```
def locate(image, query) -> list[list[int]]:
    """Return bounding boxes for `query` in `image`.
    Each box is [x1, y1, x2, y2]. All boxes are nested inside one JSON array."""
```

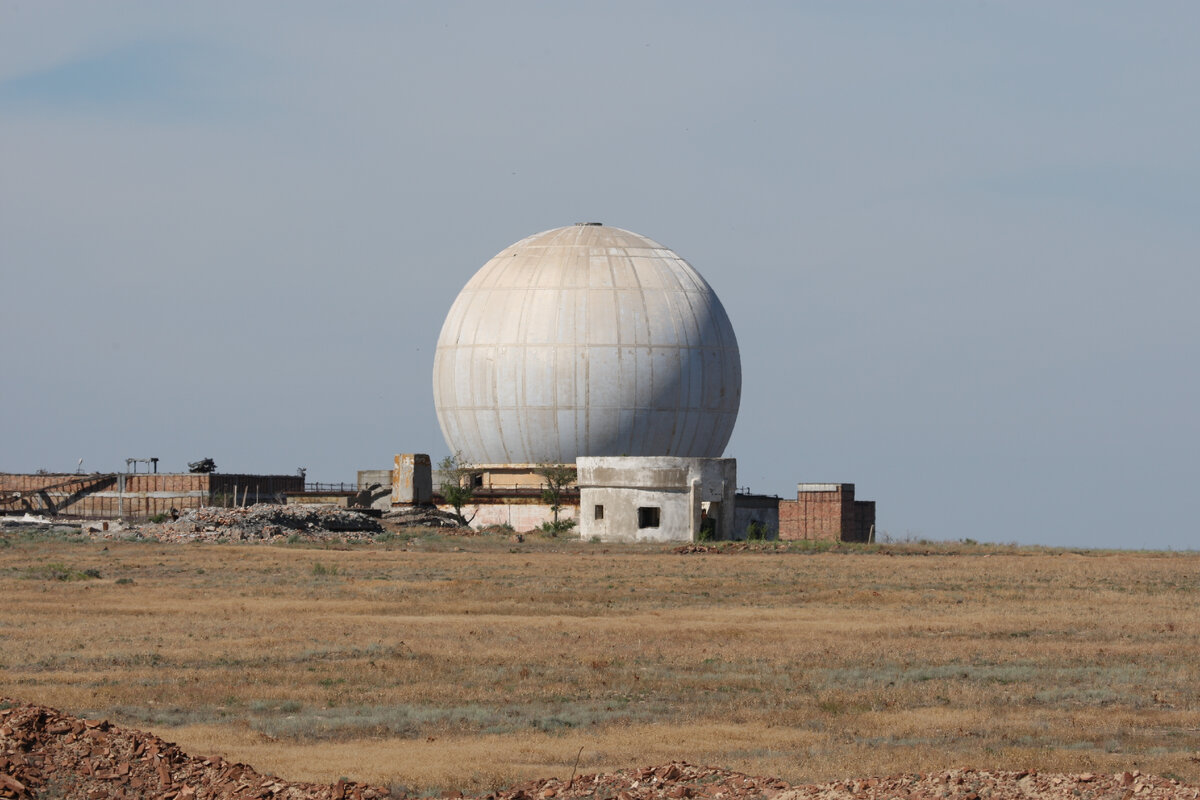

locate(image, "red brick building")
[[778, 483, 875, 542]]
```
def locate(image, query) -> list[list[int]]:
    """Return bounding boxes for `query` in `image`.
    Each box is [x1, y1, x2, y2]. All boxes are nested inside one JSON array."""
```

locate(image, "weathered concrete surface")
[[733, 493, 781, 540], [391, 454, 432, 505], [577, 456, 735, 543], [433, 224, 741, 465], [440, 501, 573, 532]]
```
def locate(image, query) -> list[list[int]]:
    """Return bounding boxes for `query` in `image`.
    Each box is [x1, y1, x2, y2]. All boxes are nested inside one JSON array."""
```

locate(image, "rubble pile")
[[498, 762, 789, 800], [382, 506, 471, 530], [770, 768, 1200, 800], [0, 699, 386, 800], [498, 762, 1200, 800], [106, 505, 385, 544], [673, 543, 784, 555], [0, 515, 74, 534], [4, 700, 1198, 800]]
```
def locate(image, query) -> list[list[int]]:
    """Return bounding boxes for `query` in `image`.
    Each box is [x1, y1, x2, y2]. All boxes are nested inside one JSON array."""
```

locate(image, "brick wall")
[[778, 484, 875, 542]]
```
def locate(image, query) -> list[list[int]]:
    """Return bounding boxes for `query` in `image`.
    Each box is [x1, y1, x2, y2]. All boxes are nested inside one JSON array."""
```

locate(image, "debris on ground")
[[673, 542, 785, 555], [382, 505, 472, 531], [84, 504, 385, 544], [0, 699, 385, 800], [0, 515, 77, 535], [3, 699, 1197, 800], [769, 768, 1200, 800], [0, 515, 56, 529], [80, 519, 127, 535], [497, 762, 789, 800]]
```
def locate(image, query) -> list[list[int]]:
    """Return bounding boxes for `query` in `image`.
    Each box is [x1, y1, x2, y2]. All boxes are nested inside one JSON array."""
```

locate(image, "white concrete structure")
[[433, 224, 741, 465], [391, 454, 432, 505], [440, 501, 574, 532], [577, 456, 736, 543]]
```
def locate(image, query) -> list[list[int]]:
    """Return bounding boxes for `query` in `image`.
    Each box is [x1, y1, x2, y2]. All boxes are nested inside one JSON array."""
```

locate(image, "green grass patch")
[[23, 562, 101, 581]]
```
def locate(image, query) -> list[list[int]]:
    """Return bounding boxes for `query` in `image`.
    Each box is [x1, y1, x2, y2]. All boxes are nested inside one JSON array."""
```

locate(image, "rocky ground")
[[380, 506, 472, 531], [672, 543, 785, 554], [2, 700, 1196, 800], [61, 505, 469, 544], [5, 504, 475, 545], [100, 505, 386, 544]]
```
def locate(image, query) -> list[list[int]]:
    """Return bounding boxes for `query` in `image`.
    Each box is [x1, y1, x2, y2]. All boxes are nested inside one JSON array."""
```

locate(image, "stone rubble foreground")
[[85, 504, 386, 544], [3, 700, 1197, 800], [70, 504, 473, 544]]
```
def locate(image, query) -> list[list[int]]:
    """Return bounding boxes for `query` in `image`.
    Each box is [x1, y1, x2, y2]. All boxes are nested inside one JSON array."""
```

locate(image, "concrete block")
[[392, 454, 432, 505]]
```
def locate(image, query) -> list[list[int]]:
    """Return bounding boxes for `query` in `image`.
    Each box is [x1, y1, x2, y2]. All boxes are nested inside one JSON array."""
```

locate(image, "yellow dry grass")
[[1, 531, 1197, 792]]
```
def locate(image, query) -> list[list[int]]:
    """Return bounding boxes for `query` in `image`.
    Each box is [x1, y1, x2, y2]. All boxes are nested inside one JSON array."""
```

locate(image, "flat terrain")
[[1, 529, 1197, 793]]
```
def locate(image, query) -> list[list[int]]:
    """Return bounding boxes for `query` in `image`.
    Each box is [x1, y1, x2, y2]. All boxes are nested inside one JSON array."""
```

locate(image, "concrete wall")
[[474, 465, 551, 491], [732, 494, 780, 540], [580, 485, 693, 543], [0, 472, 302, 519], [576, 456, 736, 543], [440, 501, 576, 531], [286, 492, 353, 507], [358, 469, 393, 489], [391, 454, 432, 505], [353, 469, 393, 510]]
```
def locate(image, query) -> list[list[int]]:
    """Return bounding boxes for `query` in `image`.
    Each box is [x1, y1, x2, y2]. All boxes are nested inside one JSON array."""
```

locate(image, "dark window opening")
[[637, 506, 660, 528], [594, 504, 604, 520]]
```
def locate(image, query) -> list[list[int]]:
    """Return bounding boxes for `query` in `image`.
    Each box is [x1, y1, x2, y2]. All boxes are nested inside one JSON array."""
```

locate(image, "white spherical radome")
[[432, 224, 741, 465]]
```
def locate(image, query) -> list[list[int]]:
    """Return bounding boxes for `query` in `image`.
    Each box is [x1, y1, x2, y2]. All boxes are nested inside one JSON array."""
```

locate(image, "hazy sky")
[[3, 2, 1197, 549]]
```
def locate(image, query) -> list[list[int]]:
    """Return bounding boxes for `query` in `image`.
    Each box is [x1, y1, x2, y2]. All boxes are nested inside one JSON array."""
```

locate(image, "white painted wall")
[[437, 502, 577, 532], [577, 456, 736, 543], [580, 485, 695, 542]]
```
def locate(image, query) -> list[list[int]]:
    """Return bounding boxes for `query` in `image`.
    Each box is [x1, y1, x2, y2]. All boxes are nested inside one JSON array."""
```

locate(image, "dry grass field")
[[1, 528, 1197, 793]]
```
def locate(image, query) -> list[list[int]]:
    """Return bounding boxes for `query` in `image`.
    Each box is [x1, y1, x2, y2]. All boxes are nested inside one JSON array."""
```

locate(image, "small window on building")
[[472, 474, 484, 488], [594, 504, 604, 520], [637, 506, 660, 528]]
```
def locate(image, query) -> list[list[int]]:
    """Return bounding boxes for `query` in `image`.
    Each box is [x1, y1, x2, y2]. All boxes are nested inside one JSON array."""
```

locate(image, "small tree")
[[437, 452, 477, 524], [535, 463, 577, 535]]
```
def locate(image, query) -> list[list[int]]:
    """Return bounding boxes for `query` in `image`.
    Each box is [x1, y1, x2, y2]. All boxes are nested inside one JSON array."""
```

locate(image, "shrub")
[[438, 452, 478, 523], [535, 463, 577, 531], [25, 563, 100, 581], [539, 518, 576, 536]]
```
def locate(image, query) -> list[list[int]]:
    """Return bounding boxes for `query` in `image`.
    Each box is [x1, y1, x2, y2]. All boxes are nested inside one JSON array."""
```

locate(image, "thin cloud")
[[0, 37, 256, 122]]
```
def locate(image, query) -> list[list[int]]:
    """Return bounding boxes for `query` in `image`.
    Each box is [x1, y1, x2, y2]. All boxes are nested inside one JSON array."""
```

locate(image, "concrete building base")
[[576, 456, 736, 543]]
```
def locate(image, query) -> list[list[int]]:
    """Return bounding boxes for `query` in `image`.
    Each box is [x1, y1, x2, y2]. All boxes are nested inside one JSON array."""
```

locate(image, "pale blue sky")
[[2, 2, 1197, 548]]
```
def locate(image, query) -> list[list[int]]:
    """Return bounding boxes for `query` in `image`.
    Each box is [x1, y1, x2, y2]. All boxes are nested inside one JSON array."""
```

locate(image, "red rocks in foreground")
[[3, 699, 1197, 800], [0, 700, 384, 800], [507, 762, 1198, 800]]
